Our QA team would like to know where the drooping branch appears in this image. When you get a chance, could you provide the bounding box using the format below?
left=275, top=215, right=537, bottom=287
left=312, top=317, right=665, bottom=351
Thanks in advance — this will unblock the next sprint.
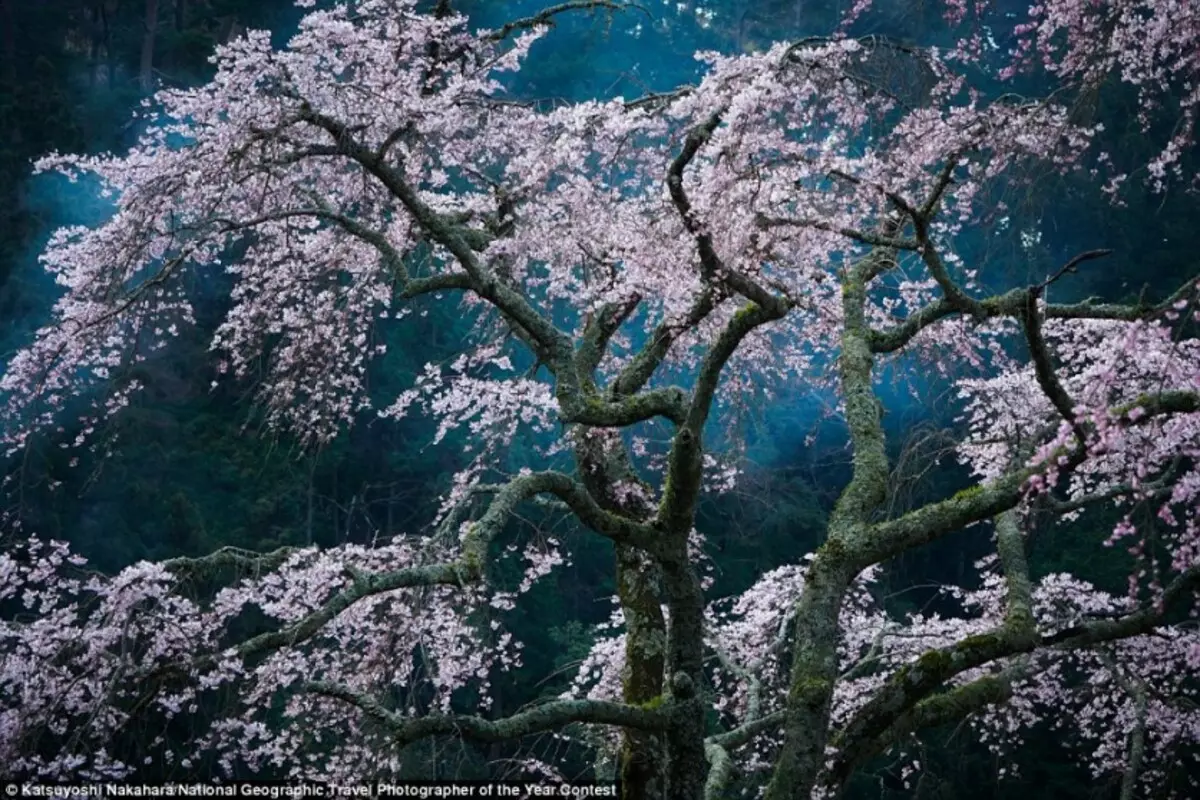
left=297, top=103, right=571, bottom=360
left=1036, top=475, right=1176, bottom=515
left=232, top=564, right=466, bottom=662
left=827, top=564, right=1200, bottom=789
left=208, top=206, right=474, bottom=301
left=1043, top=565, right=1200, bottom=649
left=294, top=103, right=692, bottom=429
left=305, top=681, right=669, bottom=747
left=228, top=471, right=658, bottom=664
left=466, top=470, right=662, bottom=559
left=162, top=545, right=300, bottom=579
left=1019, top=287, right=1080, bottom=431
left=859, top=386, right=1196, bottom=567
left=873, top=388, right=1194, bottom=554
left=624, top=86, right=693, bottom=111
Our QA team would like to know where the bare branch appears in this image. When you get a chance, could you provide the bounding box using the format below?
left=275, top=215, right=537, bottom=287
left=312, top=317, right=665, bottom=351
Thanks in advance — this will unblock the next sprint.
left=1019, top=286, right=1081, bottom=432
left=870, top=263, right=1196, bottom=354
left=1036, top=248, right=1114, bottom=292
left=754, top=213, right=920, bottom=251
left=483, top=1, right=641, bottom=43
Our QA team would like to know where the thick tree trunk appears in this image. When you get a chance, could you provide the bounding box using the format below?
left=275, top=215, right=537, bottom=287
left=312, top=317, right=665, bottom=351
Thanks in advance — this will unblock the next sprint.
left=661, top=555, right=708, bottom=800
left=763, top=552, right=852, bottom=799
left=766, top=245, right=897, bottom=798
left=573, top=433, right=670, bottom=799
left=140, top=0, right=158, bottom=92
left=615, top=545, right=667, bottom=799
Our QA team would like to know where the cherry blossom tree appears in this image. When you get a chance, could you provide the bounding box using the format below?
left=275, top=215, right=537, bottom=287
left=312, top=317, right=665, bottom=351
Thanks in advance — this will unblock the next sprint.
left=2, top=0, right=1200, bottom=798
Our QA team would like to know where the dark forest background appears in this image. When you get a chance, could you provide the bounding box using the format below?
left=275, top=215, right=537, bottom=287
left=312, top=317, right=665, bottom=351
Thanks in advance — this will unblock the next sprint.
left=1, top=0, right=1196, bottom=796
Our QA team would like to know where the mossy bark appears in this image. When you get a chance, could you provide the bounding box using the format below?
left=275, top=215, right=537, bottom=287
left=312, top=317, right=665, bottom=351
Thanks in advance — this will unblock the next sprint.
left=574, top=433, right=670, bottom=799
left=763, top=551, right=853, bottom=800
left=766, top=248, right=895, bottom=799
left=661, top=552, right=709, bottom=800
left=616, top=544, right=667, bottom=799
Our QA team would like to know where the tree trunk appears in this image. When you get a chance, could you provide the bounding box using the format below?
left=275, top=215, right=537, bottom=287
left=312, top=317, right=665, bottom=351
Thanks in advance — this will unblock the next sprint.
left=764, top=552, right=852, bottom=799
left=574, top=433, right=671, bottom=799
left=660, top=555, right=709, bottom=800
left=615, top=545, right=668, bottom=799
left=140, top=0, right=158, bottom=92
left=766, top=244, right=896, bottom=798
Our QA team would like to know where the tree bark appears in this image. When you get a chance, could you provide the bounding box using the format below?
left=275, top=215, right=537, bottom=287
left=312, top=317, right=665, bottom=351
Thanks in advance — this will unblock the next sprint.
left=766, top=245, right=897, bottom=799
left=615, top=545, right=667, bottom=799
left=763, top=553, right=852, bottom=799
left=575, top=434, right=669, bottom=799
left=660, top=553, right=709, bottom=800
